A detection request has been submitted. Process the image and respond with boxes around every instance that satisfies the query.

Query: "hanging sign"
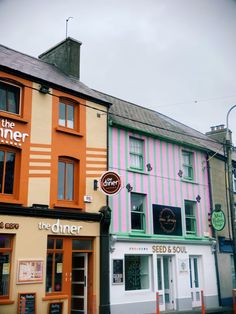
[211,209,226,231]
[99,171,122,195]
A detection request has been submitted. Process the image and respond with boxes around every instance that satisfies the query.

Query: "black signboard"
[48,302,63,314]
[18,293,36,314]
[112,259,123,284]
[153,204,182,236]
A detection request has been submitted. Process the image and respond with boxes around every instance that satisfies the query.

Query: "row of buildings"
[0,37,235,314]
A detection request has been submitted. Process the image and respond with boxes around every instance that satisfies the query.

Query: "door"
[156,256,174,310]
[71,253,88,314]
[189,256,201,307]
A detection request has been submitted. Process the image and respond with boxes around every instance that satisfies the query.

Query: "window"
[231,255,236,289]
[59,99,75,129]
[46,238,64,293]
[58,158,77,201]
[0,148,16,195]
[185,200,197,236]
[131,193,146,231]
[125,255,149,291]
[0,81,20,115]
[182,150,194,180]
[129,137,144,170]
[0,235,13,298]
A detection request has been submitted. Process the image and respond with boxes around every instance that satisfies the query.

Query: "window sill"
[129,232,151,238]
[56,126,83,137]
[0,199,23,205]
[128,168,149,175]
[0,111,28,123]
[42,294,68,301]
[53,203,83,210]
[0,299,14,305]
[181,178,198,185]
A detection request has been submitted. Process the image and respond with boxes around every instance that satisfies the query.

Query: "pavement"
[149,306,233,314]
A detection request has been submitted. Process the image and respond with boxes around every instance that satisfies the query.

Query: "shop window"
[0,235,13,299]
[129,137,144,171]
[58,157,79,202]
[125,255,149,291]
[182,150,194,181]
[59,98,78,130]
[231,255,236,288]
[185,200,197,236]
[0,80,21,115]
[46,238,64,293]
[131,193,146,232]
[0,147,18,195]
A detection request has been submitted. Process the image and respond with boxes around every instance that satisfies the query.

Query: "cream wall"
[0,215,100,314]
[27,177,51,207]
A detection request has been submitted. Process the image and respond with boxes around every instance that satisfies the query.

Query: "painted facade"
[0,40,110,314]
[108,123,219,313]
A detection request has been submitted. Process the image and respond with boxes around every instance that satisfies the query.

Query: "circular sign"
[159,208,177,233]
[211,210,226,231]
[99,171,122,195]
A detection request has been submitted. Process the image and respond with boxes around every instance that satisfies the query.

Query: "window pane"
[66,162,74,200]
[56,239,63,249]
[72,239,92,250]
[157,258,162,290]
[125,255,149,291]
[58,161,65,199]
[0,252,10,296]
[131,193,145,231]
[130,138,144,169]
[0,82,20,114]
[131,212,143,230]
[67,105,74,128]
[54,253,63,291]
[8,90,19,113]
[4,152,15,194]
[193,258,199,288]
[0,236,11,248]
[46,253,53,292]
[59,102,66,126]
[0,87,6,111]
[0,151,4,193]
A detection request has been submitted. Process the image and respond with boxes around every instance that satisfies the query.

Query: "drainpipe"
[206,154,222,305]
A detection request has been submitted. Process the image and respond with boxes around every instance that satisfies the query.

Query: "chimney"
[39,37,82,80]
[206,124,232,143]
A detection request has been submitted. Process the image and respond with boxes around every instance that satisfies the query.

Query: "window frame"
[129,137,145,171]
[57,157,79,204]
[182,150,194,181]
[0,80,22,116]
[130,192,146,233]
[0,235,13,300]
[0,146,20,199]
[58,98,79,131]
[185,200,197,236]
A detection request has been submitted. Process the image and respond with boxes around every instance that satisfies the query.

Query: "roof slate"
[0,44,110,106]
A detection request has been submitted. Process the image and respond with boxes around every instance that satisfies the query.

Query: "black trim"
[0,204,102,222]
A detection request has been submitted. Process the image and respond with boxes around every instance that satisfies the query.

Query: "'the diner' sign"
[0,119,29,146]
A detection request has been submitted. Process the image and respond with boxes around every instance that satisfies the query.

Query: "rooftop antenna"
[66,16,73,38]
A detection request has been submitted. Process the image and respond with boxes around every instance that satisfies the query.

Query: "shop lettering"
[152,245,187,254]
[0,119,29,144]
[38,219,83,235]
[0,222,19,229]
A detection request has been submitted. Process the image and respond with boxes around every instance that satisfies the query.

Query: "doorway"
[189,256,201,307]
[156,256,174,310]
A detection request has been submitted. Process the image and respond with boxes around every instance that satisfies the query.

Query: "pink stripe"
[162,141,169,205]
[168,143,175,206]
[111,129,119,232]
[196,152,203,234]
[174,145,182,207]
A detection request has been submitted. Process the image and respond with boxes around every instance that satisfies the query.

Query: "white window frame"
[182,150,194,181]
[129,137,144,171]
[130,193,146,232]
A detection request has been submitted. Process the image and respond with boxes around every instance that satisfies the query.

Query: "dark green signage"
[211,210,226,231]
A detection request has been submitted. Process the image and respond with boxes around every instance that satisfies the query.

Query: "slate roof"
[0,44,110,106]
[96,91,229,156]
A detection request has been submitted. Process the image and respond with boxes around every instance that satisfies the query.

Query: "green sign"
[211,210,226,231]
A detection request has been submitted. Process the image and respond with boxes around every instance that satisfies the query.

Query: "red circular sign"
[99,171,122,195]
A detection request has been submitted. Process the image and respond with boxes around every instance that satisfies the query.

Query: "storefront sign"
[99,171,122,195]
[153,204,182,236]
[152,245,187,254]
[0,119,29,146]
[0,222,19,229]
[112,259,124,284]
[38,219,83,235]
[211,210,226,231]
[17,260,43,283]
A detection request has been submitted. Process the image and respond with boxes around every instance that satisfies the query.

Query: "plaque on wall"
[112,259,123,284]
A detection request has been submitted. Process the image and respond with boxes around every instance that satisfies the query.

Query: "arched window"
[0,80,22,115]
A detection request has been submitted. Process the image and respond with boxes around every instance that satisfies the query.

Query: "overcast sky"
[1,0,236,144]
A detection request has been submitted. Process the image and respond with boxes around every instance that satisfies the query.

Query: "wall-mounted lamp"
[126,183,133,192]
[146,163,153,171]
[178,170,183,178]
[196,195,201,203]
[93,179,98,191]
[39,84,49,94]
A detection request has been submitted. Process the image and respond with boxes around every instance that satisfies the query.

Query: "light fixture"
[126,183,133,192]
[196,195,201,203]
[39,84,49,94]
[93,179,98,191]
[146,163,153,171]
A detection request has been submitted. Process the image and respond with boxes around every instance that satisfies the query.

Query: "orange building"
[0,38,111,314]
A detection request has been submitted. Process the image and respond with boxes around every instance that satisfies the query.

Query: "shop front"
[0,211,101,314]
[110,240,219,314]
